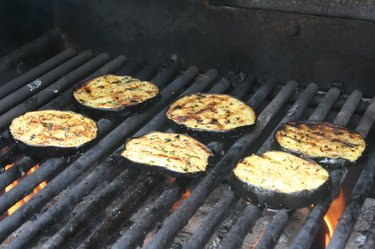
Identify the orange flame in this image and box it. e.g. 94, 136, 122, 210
171, 188, 191, 212
323, 188, 345, 247
4, 163, 47, 215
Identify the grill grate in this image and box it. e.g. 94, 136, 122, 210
0, 43, 374, 249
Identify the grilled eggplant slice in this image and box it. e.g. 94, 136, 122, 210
120, 131, 213, 177
274, 121, 366, 168
230, 151, 330, 209
165, 93, 256, 138
72, 74, 160, 117
9, 110, 98, 157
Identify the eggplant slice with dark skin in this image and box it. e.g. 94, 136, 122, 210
165, 93, 256, 139
72, 74, 160, 119
9, 110, 98, 158
120, 131, 213, 178
274, 121, 366, 168
230, 151, 331, 210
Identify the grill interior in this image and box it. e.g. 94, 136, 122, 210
0, 35, 374, 249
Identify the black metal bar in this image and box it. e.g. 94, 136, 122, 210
308, 87, 340, 121
218, 205, 262, 249
333, 90, 363, 126
290, 97, 375, 249
111, 184, 184, 249
327, 149, 375, 249
183, 191, 239, 249
0, 49, 76, 100
150, 63, 180, 89
363, 220, 375, 249
0, 157, 38, 191
255, 211, 291, 249
247, 78, 277, 110
0, 53, 110, 131
0, 30, 62, 77
41, 56, 128, 110
0, 118, 114, 214
144, 81, 297, 249
0, 50, 93, 115
41, 169, 138, 249
0, 144, 19, 166
0, 66, 199, 245
230, 75, 257, 99
356, 96, 375, 138
80, 175, 163, 249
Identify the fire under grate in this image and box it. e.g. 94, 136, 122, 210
0, 39, 375, 249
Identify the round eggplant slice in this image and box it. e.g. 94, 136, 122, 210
9, 110, 98, 158
165, 93, 256, 139
120, 132, 213, 177
274, 121, 366, 168
72, 74, 160, 118
230, 151, 330, 209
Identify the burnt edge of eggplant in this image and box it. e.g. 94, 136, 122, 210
71, 78, 161, 120
229, 172, 331, 210
165, 119, 255, 140
273, 121, 367, 170
8, 129, 98, 159
117, 136, 214, 178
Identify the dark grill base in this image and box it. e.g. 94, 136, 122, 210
0, 37, 374, 249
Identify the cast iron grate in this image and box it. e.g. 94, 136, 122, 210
0, 37, 374, 249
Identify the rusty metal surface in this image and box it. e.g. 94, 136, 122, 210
210, 0, 375, 22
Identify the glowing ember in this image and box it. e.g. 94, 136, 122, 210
323, 188, 345, 247
4, 163, 47, 215
171, 188, 191, 212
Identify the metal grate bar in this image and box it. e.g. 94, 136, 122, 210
0, 49, 76, 100
0, 50, 93, 115
80, 174, 164, 249
289, 96, 375, 249
144, 81, 297, 249
327, 149, 375, 249
0, 53, 110, 131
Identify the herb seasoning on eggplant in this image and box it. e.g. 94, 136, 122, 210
274, 121, 366, 168
120, 131, 213, 177
9, 110, 98, 157
72, 74, 160, 115
230, 151, 330, 209
165, 93, 256, 138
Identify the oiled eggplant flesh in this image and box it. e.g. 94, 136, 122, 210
275, 121, 366, 165
9, 110, 98, 155
231, 151, 330, 209
165, 93, 256, 134
73, 74, 159, 111
120, 131, 213, 176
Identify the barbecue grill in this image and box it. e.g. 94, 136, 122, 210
1, 1, 375, 249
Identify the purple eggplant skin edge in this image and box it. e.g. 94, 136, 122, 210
273, 121, 367, 170
8, 130, 98, 158
116, 136, 215, 178
165, 116, 255, 141
229, 172, 332, 210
